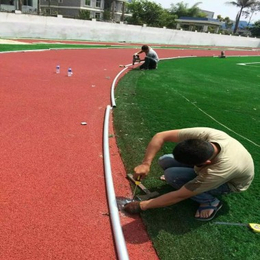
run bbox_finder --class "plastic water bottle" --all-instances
[68,67,72,77]
[56,65,60,74]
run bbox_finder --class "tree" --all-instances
[78,10,90,20]
[104,0,115,21]
[217,15,234,32]
[242,3,260,25]
[249,20,260,36]
[103,9,111,21]
[169,1,206,18]
[159,9,178,29]
[127,0,164,27]
[126,1,210,28]
[226,0,260,34]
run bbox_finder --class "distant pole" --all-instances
[111,1,115,22]
[37,0,40,15]
[121,1,125,22]
[19,0,22,11]
[15,0,19,10]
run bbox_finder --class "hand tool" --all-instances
[214,221,260,233]
[127,174,159,201]
[132,175,141,200]
[132,54,141,65]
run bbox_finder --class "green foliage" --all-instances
[78,10,90,20]
[159,9,178,29]
[169,1,206,18]
[103,9,111,21]
[114,57,260,260]
[217,15,234,32]
[127,0,165,27]
[250,20,260,36]
[126,0,208,28]
[0,44,129,52]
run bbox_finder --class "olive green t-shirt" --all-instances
[178,127,254,194]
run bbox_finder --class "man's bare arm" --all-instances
[134,130,180,179]
[142,130,180,166]
[140,186,196,210]
[135,50,144,55]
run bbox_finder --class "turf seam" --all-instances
[175,90,260,148]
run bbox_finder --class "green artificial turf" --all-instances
[0,42,191,52]
[0,43,121,52]
[0,42,248,52]
[114,56,260,260]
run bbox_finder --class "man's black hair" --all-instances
[172,139,214,166]
[141,45,149,51]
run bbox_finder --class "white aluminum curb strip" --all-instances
[110,58,196,108]
[103,105,129,260]
[111,65,130,107]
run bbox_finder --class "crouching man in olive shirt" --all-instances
[124,127,254,221]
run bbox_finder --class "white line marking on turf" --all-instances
[237,62,260,67]
[175,91,260,148]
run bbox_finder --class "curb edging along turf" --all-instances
[110,56,196,108]
[103,105,129,260]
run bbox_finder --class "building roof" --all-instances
[176,17,222,27]
[237,20,253,28]
[179,17,220,23]
[221,20,253,29]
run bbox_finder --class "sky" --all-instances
[153,0,260,23]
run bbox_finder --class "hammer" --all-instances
[127,174,159,201]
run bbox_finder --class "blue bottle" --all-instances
[56,65,60,73]
[68,67,72,77]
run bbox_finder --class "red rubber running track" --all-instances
[1,47,259,260]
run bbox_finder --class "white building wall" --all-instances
[1,12,260,48]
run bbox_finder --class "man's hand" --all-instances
[134,163,150,180]
[123,201,142,214]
